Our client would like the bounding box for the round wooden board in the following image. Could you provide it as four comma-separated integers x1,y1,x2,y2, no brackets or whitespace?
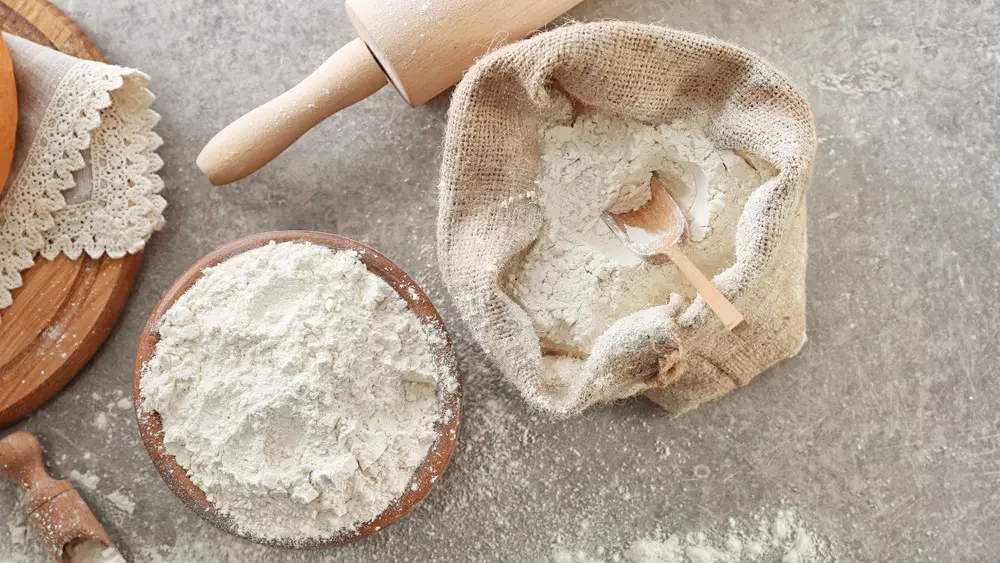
0,0,144,427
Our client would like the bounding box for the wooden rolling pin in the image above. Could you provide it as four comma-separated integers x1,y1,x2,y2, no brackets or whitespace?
0,432,117,562
197,0,583,185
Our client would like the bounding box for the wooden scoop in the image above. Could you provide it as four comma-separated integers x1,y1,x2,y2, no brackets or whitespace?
603,177,747,333
0,431,116,562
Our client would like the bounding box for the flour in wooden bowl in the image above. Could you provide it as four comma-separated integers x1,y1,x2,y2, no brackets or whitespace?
139,241,448,543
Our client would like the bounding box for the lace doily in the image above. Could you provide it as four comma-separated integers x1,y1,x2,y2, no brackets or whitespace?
0,60,165,313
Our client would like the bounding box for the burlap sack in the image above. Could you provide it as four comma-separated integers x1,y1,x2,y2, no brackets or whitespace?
437,22,815,416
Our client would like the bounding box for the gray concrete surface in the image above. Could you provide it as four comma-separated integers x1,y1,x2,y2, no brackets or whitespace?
2,0,999,561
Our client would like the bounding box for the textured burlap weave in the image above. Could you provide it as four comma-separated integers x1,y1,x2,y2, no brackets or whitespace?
438,22,815,416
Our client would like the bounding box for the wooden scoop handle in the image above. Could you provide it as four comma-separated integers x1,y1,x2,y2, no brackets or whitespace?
0,430,48,485
197,37,388,186
0,432,113,561
663,243,747,333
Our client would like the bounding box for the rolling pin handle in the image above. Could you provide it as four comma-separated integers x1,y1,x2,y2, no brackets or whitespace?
197,37,388,186
0,431,46,486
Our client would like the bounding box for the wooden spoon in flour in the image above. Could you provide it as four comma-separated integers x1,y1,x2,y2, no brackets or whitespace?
603,176,747,333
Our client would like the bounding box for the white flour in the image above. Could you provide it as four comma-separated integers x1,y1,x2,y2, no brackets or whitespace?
68,470,101,491
139,241,445,543
553,509,832,563
511,113,773,355
67,541,126,563
105,491,135,515
625,510,824,563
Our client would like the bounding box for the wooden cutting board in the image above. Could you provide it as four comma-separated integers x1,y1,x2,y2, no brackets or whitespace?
0,0,144,427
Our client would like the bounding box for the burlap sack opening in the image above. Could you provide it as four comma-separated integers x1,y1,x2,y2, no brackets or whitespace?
438,22,815,416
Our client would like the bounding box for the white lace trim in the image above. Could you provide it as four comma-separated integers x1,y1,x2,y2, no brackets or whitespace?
0,60,165,311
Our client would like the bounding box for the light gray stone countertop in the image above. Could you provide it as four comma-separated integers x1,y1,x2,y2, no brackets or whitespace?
2,0,998,561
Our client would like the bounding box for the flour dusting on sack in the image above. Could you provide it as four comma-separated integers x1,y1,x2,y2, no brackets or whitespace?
511,112,773,356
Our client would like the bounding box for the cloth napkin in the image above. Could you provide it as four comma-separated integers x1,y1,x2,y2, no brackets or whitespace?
0,33,165,317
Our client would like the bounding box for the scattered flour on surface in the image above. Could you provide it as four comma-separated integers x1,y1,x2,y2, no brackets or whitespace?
105,491,135,515
138,241,447,543
93,413,108,431
68,470,101,491
0,237,842,563
7,512,28,547
551,509,833,563
67,540,127,563
553,548,608,563
511,112,773,354
5,498,46,562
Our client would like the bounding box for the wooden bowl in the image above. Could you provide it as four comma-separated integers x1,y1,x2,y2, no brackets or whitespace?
132,231,462,549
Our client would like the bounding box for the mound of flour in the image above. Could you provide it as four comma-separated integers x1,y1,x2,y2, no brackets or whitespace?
510,113,773,355
139,241,444,542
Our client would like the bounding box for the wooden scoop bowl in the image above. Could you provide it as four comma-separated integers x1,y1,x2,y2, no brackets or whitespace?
132,231,462,549
604,177,747,333
0,431,116,562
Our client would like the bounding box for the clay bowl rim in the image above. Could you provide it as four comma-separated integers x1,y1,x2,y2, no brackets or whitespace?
132,231,462,550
